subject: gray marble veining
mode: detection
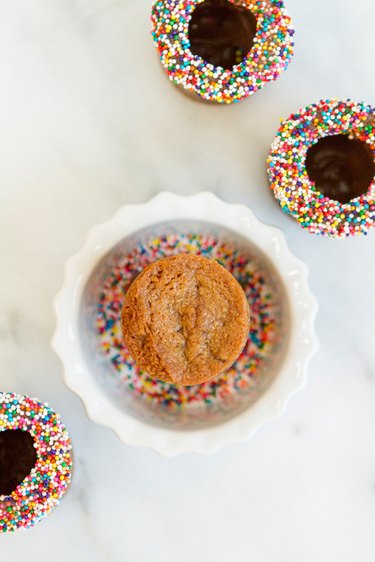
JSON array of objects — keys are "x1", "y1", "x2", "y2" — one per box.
[{"x1": 1, "y1": 0, "x2": 375, "y2": 560}]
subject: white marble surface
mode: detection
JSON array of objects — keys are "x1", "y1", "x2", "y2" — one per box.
[{"x1": 1, "y1": 0, "x2": 375, "y2": 559}]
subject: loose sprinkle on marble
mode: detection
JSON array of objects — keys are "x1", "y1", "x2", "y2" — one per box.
[
  {"x1": 96, "y1": 232, "x2": 281, "y2": 412},
  {"x1": 268, "y1": 98, "x2": 375, "y2": 238},
  {"x1": 151, "y1": 0, "x2": 295, "y2": 104},
  {"x1": 0, "y1": 393, "x2": 72, "y2": 533}
]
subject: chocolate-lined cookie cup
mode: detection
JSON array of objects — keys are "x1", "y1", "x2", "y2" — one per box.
[
  {"x1": 151, "y1": 0, "x2": 294, "y2": 104},
  {"x1": 0, "y1": 393, "x2": 72, "y2": 533},
  {"x1": 268, "y1": 99, "x2": 375, "y2": 238}
]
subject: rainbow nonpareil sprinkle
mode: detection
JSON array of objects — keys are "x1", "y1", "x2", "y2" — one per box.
[
  {"x1": 96, "y1": 232, "x2": 281, "y2": 413},
  {"x1": 268, "y1": 99, "x2": 375, "y2": 238},
  {"x1": 0, "y1": 393, "x2": 72, "y2": 533},
  {"x1": 151, "y1": 0, "x2": 294, "y2": 104}
]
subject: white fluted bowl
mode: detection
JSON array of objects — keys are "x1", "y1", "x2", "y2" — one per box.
[{"x1": 52, "y1": 192, "x2": 318, "y2": 456}]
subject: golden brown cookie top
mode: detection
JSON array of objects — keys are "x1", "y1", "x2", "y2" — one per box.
[{"x1": 121, "y1": 254, "x2": 250, "y2": 386}]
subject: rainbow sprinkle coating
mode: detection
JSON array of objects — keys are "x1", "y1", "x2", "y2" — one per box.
[
  {"x1": 0, "y1": 393, "x2": 72, "y2": 533},
  {"x1": 268, "y1": 99, "x2": 375, "y2": 238},
  {"x1": 151, "y1": 0, "x2": 294, "y2": 104},
  {"x1": 96, "y1": 232, "x2": 282, "y2": 415}
]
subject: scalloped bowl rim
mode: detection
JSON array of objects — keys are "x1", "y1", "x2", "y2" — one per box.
[{"x1": 52, "y1": 192, "x2": 319, "y2": 456}]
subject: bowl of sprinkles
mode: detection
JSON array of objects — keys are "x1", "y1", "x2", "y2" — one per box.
[
  {"x1": 268, "y1": 99, "x2": 375, "y2": 238},
  {"x1": 53, "y1": 192, "x2": 318, "y2": 456},
  {"x1": 151, "y1": 0, "x2": 295, "y2": 104},
  {"x1": 0, "y1": 392, "x2": 72, "y2": 533}
]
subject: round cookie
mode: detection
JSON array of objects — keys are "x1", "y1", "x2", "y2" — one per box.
[
  {"x1": 268, "y1": 99, "x2": 375, "y2": 238},
  {"x1": 0, "y1": 392, "x2": 73, "y2": 533},
  {"x1": 151, "y1": 0, "x2": 295, "y2": 104},
  {"x1": 121, "y1": 254, "x2": 250, "y2": 386}
]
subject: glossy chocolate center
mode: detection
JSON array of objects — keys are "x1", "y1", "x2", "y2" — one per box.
[
  {"x1": 188, "y1": 0, "x2": 257, "y2": 69},
  {"x1": 305, "y1": 134, "x2": 375, "y2": 203},
  {"x1": 0, "y1": 430, "x2": 37, "y2": 496}
]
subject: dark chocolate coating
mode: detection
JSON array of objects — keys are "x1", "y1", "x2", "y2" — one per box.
[
  {"x1": 0, "y1": 430, "x2": 37, "y2": 496},
  {"x1": 305, "y1": 134, "x2": 375, "y2": 203},
  {"x1": 188, "y1": 0, "x2": 257, "y2": 69}
]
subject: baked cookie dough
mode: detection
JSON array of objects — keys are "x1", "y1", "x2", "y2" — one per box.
[{"x1": 121, "y1": 254, "x2": 250, "y2": 385}]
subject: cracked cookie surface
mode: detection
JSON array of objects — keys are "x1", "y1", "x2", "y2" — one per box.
[{"x1": 121, "y1": 254, "x2": 250, "y2": 385}]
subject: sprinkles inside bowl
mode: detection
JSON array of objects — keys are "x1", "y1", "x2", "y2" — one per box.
[{"x1": 94, "y1": 229, "x2": 288, "y2": 427}]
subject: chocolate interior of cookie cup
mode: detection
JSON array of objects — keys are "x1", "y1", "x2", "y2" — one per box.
[
  {"x1": 188, "y1": 0, "x2": 257, "y2": 69},
  {"x1": 305, "y1": 134, "x2": 375, "y2": 203},
  {"x1": 81, "y1": 221, "x2": 290, "y2": 430},
  {"x1": 0, "y1": 430, "x2": 37, "y2": 496}
]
